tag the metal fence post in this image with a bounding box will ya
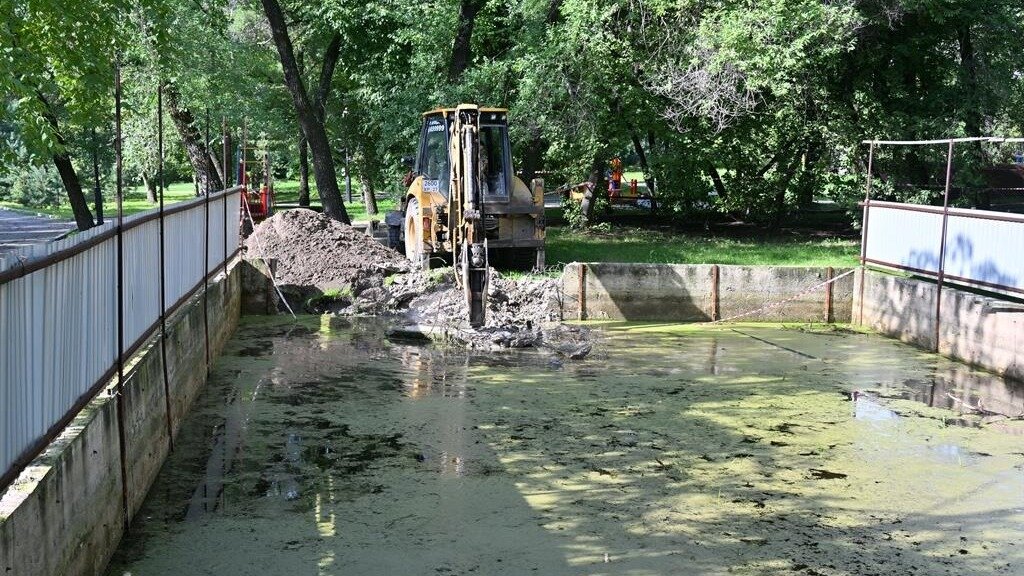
[858,141,875,326]
[222,117,229,273]
[934,141,955,353]
[157,81,173,450]
[203,108,211,374]
[711,264,720,321]
[114,58,131,530]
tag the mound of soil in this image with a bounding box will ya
[244,209,410,291]
[244,209,593,356]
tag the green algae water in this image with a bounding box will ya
[106,317,1024,576]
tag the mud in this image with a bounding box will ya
[105,319,1024,576]
[243,209,584,353]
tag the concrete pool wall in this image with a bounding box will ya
[0,260,241,576]
[854,268,1024,381]
[560,263,855,323]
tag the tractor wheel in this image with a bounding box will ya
[403,198,430,270]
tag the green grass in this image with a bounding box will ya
[1,180,395,222]
[274,180,397,221]
[546,226,859,267]
[0,182,197,219]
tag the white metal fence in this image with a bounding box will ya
[863,200,1024,295]
[0,188,242,488]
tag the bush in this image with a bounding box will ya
[10,164,63,207]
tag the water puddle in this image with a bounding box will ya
[106,319,1024,576]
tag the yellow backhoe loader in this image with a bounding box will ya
[386,104,546,327]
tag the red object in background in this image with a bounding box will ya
[630,179,638,196]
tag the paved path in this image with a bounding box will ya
[0,208,74,256]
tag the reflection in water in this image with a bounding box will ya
[105,319,1024,576]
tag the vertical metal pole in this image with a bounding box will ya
[824,266,834,323]
[222,117,229,272]
[113,58,131,530]
[92,128,104,225]
[203,108,211,374]
[935,141,954,353]
[858,142,875,326]
[710,264,720,321]
[157,81,173,450]
[345,148,352,203]
[577,263,587,321]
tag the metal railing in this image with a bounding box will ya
[858,136,1024,351]
[0,186,243,492]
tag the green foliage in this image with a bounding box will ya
[4,161,63,206]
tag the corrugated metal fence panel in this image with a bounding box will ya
[943,212,1024,292]
[206,197,225,274]
[122,218,162,347]
[865,204,944,274]
[1,225,118,481]
[163,203,207,309]
[227,191,242,257]
[1,189,241,484]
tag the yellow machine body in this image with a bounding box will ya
[398,105,546,271]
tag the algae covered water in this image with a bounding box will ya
[106,317,1024,575]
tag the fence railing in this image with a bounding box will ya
[0,187,243,490]
[862,200,1024,295]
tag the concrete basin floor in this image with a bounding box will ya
[105,318,1024,576]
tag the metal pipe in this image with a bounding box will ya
[157,81,173,450]
[934,140,955,353]
[203,108,211,374]
[222,118,229,274]
[92,128,103,225]
[858,142,874,326]
[113,58,131,530]
[579,264,587,321]
[711,265,720,321]
[824,267,834,323]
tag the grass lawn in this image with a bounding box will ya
[1,180,396,222]
[274,180,397,222]
[0,182,197,219]
[545,226,859,267]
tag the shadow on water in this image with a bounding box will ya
[105,318,1024,575]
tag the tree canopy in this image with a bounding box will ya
[2,0,1022,229]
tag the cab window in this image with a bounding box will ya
[418,116,450,197]
[480,124,509,197]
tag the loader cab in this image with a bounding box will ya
[416,113,451,198]
[414,109,513,201]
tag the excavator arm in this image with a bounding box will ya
[449,106,489,328]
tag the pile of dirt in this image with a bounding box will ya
[244,209,410,291]
[244,209,593,356]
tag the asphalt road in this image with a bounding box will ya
[0,208,74,257]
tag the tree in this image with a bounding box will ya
[259,0,350,223]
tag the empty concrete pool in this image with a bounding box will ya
[105,317,1024,575]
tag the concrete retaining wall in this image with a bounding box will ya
[560,263,854,323]
[854,269,1024,381]
[0,261,241,576]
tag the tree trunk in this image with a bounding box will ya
[707,165,728,200]
[355,145,378,216]
[142,169,157,202]
[520,136,545,186]
[40,98,94,230]
[580,153,605,225]
[958,24,989,209]
[261,0,349,223]
[163,84,223,194]
[449,0,484,81]
[298,132,310,207]
[770,150,804,228]
[630,132,656,198]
